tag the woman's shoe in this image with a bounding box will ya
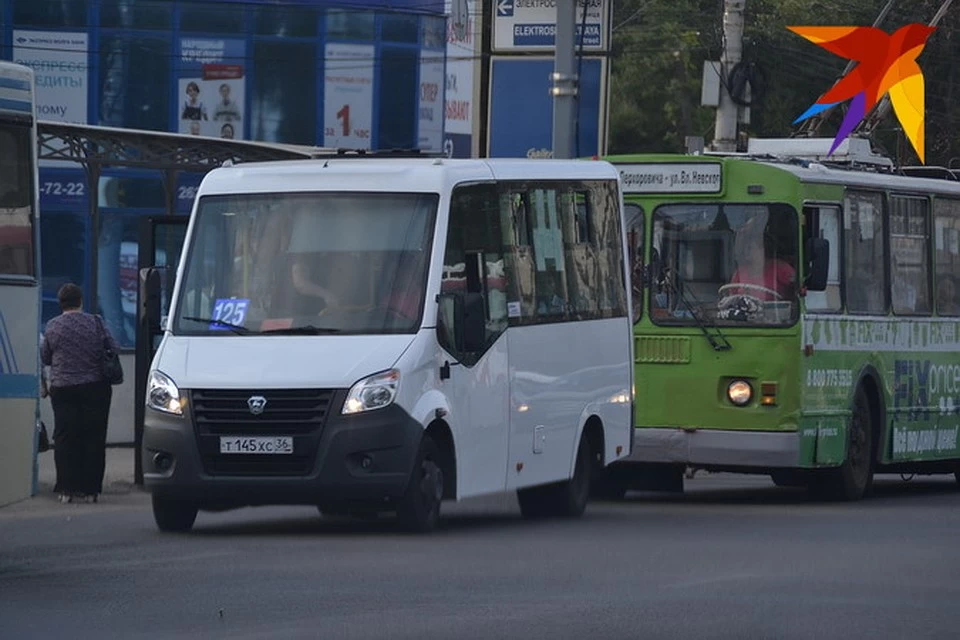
[58,493,71,504]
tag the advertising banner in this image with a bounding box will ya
[444,0,477,157]
[177,38,246,140]
[418,52,445,152]
[323,44,375,149]
[487,57,605,158]
[12,30,88,123]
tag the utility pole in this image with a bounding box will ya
[551,0,579,159]
[711,0,745,152]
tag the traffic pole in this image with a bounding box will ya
[551,0,578,159]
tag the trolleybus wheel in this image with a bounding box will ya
[396,434,444,533]
[810,386,874,501]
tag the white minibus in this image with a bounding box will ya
[142,157,634,532]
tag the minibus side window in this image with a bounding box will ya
[438,183,508,365]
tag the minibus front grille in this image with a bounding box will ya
[202,455,314,477]
[190,388,336,435]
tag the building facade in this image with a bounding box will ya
[1,0,451,443]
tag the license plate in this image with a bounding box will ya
[219,436,293,455]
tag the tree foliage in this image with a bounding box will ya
[607,0,960,167]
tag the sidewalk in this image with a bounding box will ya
[36,445,138,496]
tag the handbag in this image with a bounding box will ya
[95,314,124,385]
[37,420,51,452]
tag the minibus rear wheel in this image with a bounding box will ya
[152,495,198,533]
[517,433,593,519]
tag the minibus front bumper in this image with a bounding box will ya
[142,389,422,508]
[624,427,801,468]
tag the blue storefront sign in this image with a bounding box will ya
[487,57,605,158]
[37,168,89,211]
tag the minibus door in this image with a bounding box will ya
[134,215,189,484]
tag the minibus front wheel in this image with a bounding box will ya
[152,495,199,533]
[396,434,445,533]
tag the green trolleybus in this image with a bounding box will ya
[601,138,960,501]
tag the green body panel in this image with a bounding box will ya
[604,152,960,471]
[804,315,960,465]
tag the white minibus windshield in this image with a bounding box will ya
[173,191,439,336]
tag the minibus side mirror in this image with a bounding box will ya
[437,291,486,355]
[805,238,829,292]
[139,267,163,333]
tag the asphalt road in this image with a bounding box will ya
[2,473,959,640]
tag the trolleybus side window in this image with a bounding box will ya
[843,189,887,315]
[934,197,960,317]
[803,204,842,313]
[889,194,931,316]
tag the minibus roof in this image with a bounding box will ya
[196,157,622,197]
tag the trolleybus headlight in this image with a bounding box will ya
[147,370,184,416]
[727,380,753,406]
[343,369,400,415]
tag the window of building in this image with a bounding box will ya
[97,210,163,349]
[254,5,317,37]
[98,35,170,131]
[844,189,887,314]
[13,0,85,27]
[251,41,317,144]
[40,211,87,323]
[180,2,245,33]
[934,198,960,317]
[421,15,446,49]
[96,171,166,348]
[381,13,419,43]
[100,0,171,30]
[326,10,375,41]
[377,47,417,148]
[889,194,931,315]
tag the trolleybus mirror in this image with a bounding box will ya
[805,237,829,292]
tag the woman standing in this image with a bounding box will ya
[41,283,119,503]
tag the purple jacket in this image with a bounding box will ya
[41,312,120,388]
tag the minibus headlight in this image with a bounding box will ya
[147,371,184,416]
[727,380,752,406]
[343,369,400,415]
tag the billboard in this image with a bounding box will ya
[487,56,606,158]
[323,44,375,149]
[444,0,479,157]
[12,30,88,123]
[177,38,246,140]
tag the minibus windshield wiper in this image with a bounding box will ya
[180,316,253,335]
[658,273,732,352]
[259,325,342,335]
